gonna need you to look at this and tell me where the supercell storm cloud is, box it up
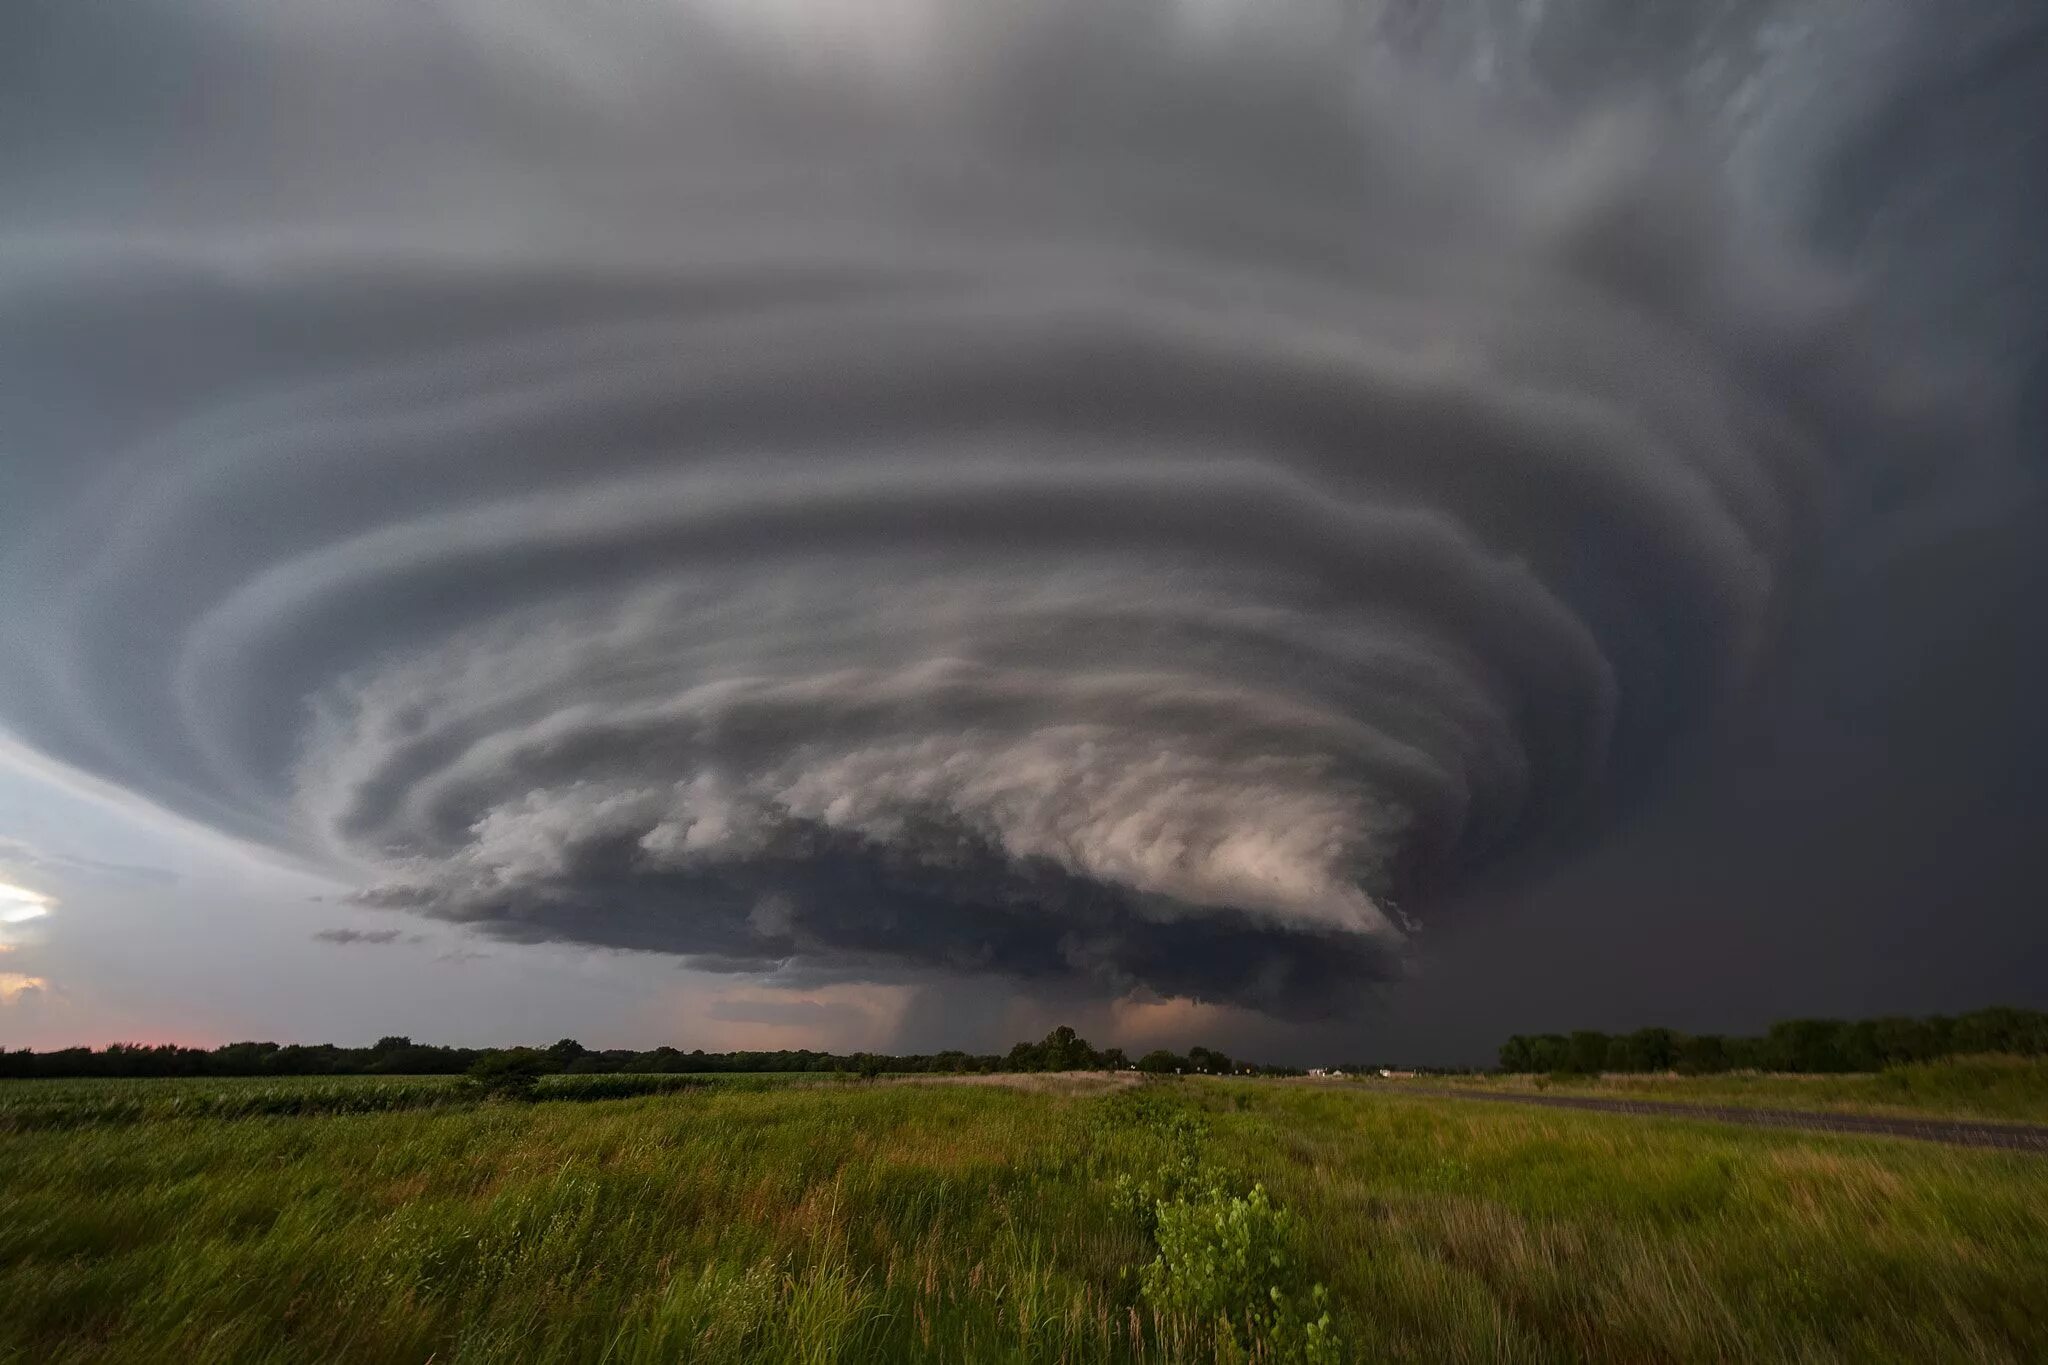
[0,2,1960,1014]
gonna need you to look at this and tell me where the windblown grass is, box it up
[0,1072,808,1132]
[1,1076,2043,1362]
[1423,1054,2048,1123]
[1215,1084,2048,1362]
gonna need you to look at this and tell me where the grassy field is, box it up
[1411,1055,2048,1124]
[0,1072,832,1132]
[2,1075,2044,1363]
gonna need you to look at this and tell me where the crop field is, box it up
[0,1072,827,1133]
[3,1073,2045,1363]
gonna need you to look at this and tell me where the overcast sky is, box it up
[3,0,2043,1063]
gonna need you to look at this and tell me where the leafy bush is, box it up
[1105,1091,1342,1363]
[467,1049,550,1101]
[1109,1117,1208,1239]
[1141,1179,1341,1364]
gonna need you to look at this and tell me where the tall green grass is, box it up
[0,1072,802,1132]
[1429,1054,2048,1123]
[2,1077,2043,1362]
[1214,1084,2048,1362]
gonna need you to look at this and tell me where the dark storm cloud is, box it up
[376,811,1404,1019]
[312,928,411,947]
[0,0,1993,1021]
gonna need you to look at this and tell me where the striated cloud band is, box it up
[0,1,1942,1015]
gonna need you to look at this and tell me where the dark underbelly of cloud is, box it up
[0,0,2010,1018]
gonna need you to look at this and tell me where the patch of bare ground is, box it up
[885,1070,1144,1093]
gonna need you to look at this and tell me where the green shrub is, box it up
[467,1049,548,1101]
[1106,1089,1341,1363]
[1140,1179,1341,1364]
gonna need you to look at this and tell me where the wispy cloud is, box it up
[0,835,178,888]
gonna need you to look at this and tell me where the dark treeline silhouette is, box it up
[1498,1007,2048,1075]
[0,1025,1299,1080]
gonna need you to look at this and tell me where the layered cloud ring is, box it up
[0,1,1933,1013]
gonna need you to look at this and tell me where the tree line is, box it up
[0,1025,1298,1080]
[1497,1006,2048,1075]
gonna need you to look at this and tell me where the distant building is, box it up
[1378,1068,1417,1079]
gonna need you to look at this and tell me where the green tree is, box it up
[1526,1034,1572,1073]
[1868,1016,1942,1065]
[1566,1031,1612,1075]
[1765,1019,1850,1073]
[1674,1033,1728,1074]
[1005,1039,1047,1072]
[1953,1007,2048,1056]
[1836,1019,1883,1072]
[1615,1028,1678,1072]
[1043,1025,1090,1070]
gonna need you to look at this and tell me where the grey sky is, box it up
[2,0,2043,1062]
